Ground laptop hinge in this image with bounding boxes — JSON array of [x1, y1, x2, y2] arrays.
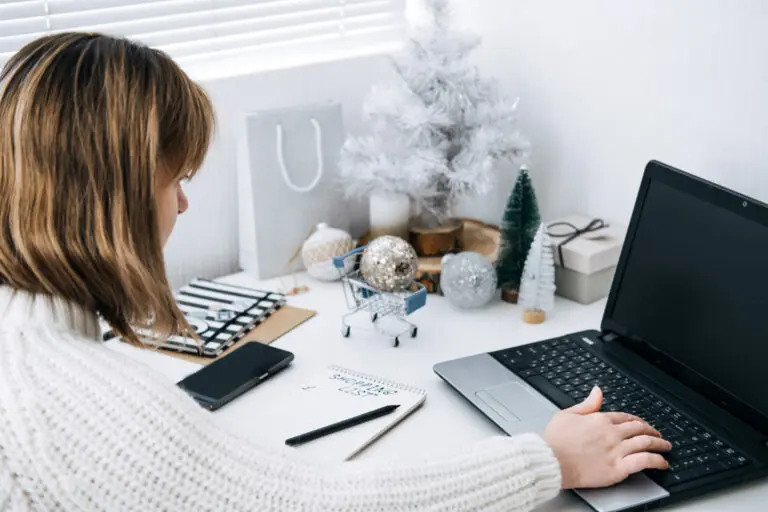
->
[[601, 332, 620, 343]]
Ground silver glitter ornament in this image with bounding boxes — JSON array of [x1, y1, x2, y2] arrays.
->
[[360, 235, 419, 292], [441, 252, 497, 308]]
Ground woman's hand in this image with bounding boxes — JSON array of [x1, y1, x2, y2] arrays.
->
[[543, 386, 671, 489]]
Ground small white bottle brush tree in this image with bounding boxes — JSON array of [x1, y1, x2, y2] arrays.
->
[[518, 223, 556, 324]]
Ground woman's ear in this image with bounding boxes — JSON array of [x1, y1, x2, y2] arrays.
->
[[177, 182, 189, 215]]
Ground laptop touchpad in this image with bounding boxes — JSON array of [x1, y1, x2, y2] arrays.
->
[[476, 383, 555, 422]]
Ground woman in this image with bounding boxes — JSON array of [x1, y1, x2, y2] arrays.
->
[[0, 33, 670, 511]]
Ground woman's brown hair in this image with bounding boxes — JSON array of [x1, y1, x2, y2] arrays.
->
[[0, 33, 215, 345]]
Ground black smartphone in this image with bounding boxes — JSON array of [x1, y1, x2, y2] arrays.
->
[[176, 342, 294, 411]]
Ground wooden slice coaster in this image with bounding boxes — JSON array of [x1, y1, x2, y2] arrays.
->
[[409, 218, 464, 256]]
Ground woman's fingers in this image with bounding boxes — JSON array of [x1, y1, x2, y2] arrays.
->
[[603, 412, 646, 425], [622, 434, 673, 456], [621, 452, 670, 475], [565, 387, 603, 415], [616, 419, 663, 439]]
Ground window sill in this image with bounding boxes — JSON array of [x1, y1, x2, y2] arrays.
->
[[181, 39, 404, 84]]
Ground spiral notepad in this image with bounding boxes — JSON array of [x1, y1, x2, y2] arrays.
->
[[251, 364, 427, 461]]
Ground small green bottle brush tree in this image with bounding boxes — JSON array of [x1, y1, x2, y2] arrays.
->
[[496, 167, 541, 303]]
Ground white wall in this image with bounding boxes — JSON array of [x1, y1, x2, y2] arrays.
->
[[452, 0, 768, 226], [163, 55, 395, 288], [165, 0, 768, 288]]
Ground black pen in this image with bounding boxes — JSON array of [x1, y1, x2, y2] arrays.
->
[[285, 404, 400, 447]]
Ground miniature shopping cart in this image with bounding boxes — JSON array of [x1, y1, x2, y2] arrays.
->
[[333, 247, 427, 347]]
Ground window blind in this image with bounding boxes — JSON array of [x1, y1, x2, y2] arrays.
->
[[0, 0, 407, 70]]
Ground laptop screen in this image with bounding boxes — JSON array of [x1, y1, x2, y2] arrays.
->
[[606, 166, 768, 424]]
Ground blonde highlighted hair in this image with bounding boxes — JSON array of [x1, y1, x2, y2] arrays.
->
[[0, 33, 215, 344]]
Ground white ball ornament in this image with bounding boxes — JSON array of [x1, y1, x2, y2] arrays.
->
[[301, 223, 354, 281], [440, 252, 497, 308]]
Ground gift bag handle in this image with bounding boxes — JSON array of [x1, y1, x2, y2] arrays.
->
[[276, 117, 324, 193]]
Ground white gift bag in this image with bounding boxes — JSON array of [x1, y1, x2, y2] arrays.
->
[[237, 102, 350, 280]]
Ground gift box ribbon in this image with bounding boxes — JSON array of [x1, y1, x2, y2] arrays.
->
[[546, 218, 609, 269]]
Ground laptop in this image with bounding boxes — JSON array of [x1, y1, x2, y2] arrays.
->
[[434, 160, 768, 511]]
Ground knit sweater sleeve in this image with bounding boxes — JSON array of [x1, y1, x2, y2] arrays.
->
[[4, 328, 562, 511]]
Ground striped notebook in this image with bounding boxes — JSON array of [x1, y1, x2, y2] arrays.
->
[[103, 278, 286, 357]]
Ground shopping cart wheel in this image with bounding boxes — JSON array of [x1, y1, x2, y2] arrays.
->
[[410, 326, 418, 338], [393, 337, 400, 348], [342, 325, 351, 337]]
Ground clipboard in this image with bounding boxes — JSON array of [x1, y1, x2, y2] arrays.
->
[[166, 305, 315, 365], [102, 277, 317, 365]]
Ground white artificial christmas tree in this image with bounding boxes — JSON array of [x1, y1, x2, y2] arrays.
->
[[518, 223, 556, 324], [339, 0, 529, 227]]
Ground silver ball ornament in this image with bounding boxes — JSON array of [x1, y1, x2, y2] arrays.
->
[[360, 236, 418, 292], [441, 252, 497, 308]]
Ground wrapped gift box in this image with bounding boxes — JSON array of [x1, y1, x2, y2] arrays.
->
[[546, 214, 625, 304]]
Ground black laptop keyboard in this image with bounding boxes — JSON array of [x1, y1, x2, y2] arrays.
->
[[490, 336, 750, 487]]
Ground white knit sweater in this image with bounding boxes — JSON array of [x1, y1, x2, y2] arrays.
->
[[0, 286, 562, 511]]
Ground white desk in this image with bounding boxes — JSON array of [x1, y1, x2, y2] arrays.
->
[[107, 271, 767, 511]]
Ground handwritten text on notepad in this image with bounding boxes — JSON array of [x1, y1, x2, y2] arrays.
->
[[330, 373, 398, 398]]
